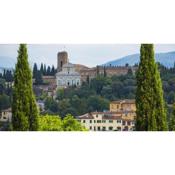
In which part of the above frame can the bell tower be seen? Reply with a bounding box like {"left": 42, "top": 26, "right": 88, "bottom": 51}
{"left": 57, "top": 51, "right": 68, "bottom": 72}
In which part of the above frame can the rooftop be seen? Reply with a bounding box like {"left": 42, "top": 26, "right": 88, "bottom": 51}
{"left": 110, "top": 99, "right": 135, "bottom": 104}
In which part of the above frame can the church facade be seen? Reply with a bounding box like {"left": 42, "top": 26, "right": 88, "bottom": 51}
{"left": 56, "top": 51, "right": 81, "bottom": 89}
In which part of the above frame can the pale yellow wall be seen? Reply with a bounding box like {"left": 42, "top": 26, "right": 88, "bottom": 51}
{"left": 110, "top": 102, "right": 136, "bottom": 112}
{"left": 79, "top": 115, "right": 135, "bottom": 131}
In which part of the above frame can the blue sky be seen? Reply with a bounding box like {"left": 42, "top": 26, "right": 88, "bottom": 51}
{"left": 0, "top": 44, "right": 175, "bottom": 67}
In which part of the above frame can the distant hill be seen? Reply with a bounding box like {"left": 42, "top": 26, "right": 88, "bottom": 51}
{"left": 103, "top": 51, "right": 175, "bottom": 68}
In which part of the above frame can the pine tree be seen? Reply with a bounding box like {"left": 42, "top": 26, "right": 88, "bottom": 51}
{"left": 43, "top": 64, "right": 47, "bottom": 76}
{"left": 136, "top": 44, "right": 167, "bottom": 131}
{"left": 40, "top": 63, "right": 44, "bottom": 75}
{"left": 51, "top": 65, "right": 55, "bottom": 76}
{"left": 33, "top": 63, "right": 38, "bottom": 79}
{"left": 35, "top": 70, "right": 43, "bottom": 85}
{"left": 12, "top": 44, "right": 39, "bottom": 131}
{"left": 47, "top": 66, "right": 51, "bottom": 75}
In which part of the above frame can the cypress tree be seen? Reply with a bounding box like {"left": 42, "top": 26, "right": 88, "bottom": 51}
{"left": 43, "top": 64, "right": 47, "bottom": 76}
{"left": 136, "top": 44, "right": 167, "bottom": 131}
{"left": 33, "top": 63, "right": 38, "bottom": 79}
{"left": 12, "top": 44, "right": 39, "bottom": 131}
{"left": 35, "top": 70, "right": 43, "bottom": 85}
{"left": 51, "top": 65, "right": 55, "bottom": 76}
{"left": 169, "top": 103, "right": 175, "bottom": 131}
{"left": 40, "top": 63, "right": 44, "bottom": 75}
{"left": 47, "top": 66, "right": 51, "bottom": 75}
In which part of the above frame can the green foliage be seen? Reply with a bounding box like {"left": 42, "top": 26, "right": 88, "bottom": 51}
{"left": 38, "top": 115, "right": 62, "bottom": 131}
{"left": 45, "top": 97, "right": 59, "bottom": 113}
{"left": 62, "top": 114, "right": 87, "bottom": 131}
{"left": 87, "top": 95, "right": 109, "bottom": 112}
{"left": 0, "top": 94, "right": 10, "bottom": 111}
{"left": 33, "top": 63, "right": 38, "bottom": 78}
{"left": 38, "top": 114, "right": 87, "bottom": 131}
{"left": 136, "top": 44, "right": 168, "bottom": 131}
{"left": 12, "top": 44, "right": 39, "bottom": 131}
{"left": 169, "top": 103, "right": 175, "bottom": 131}
{"left": 35, "top": 70, "right": 43, "bottom": 85}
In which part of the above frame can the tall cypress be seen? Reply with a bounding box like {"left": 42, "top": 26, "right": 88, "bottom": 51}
{"left": 43, "top": 64, "right": 47, "bottom": 76}
{"left": 40, "top": 63, "right": 44, "bottom": 75}
{"left": 136, "top": 44, "right": 167, "bottom": 131}
{"left": 33, "top": 63, "right": 38, "bottom": 79}
{"left": 12, "top": 44, "right": 39, "bottom": 131}
{"left": 169, "top": 103, "right": 175, "bottom": 131}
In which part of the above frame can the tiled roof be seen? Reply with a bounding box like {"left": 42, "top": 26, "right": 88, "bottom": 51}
{"left": 110, "top": 99, "right": 135, "bottom": 104}
{"left": 77, "top": 111, "right": 135, "bottom": 121}
{"left": 1, "top": 108, "right": 12, "bottom": 112}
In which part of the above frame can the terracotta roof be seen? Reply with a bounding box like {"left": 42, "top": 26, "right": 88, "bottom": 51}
{"left": 92, "top": 111, "right": 135, "bottom": 115}
{"left": 110, "top": 99, "right": 135, "bottom": 104}
{"left": 77, "top": 113, "right": 94, "bottom": 119}
{"left": 103, "top": 115, "right": 122, "bottom": 120}
{"left": 77, "top": 111, "right": 135, "bottom": 121}
{"left": 43, "top": 76, "right": 55, "bottom": 79}
{"left": 1, "top": 108, "right": 12, "bottom": 112}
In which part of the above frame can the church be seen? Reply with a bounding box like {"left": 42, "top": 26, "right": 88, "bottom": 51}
{"left": 56, "top": 51, "right": 81, "bottom": 89}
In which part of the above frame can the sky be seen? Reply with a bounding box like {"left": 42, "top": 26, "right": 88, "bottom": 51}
{"left": 1, "top": 44, "right": 175, "bottom": 67}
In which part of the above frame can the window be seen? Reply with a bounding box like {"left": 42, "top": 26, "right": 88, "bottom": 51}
{"left": 117, "top": 120, "right": 121, "bottom": 123}
{"left": 122, "top": 121, "right": 126, "bottom": 125}
{"left": 89, "top": 126, "right": 92, "bottom": 130}
{"left": 109, "top": 120, "right": 113, "bottom": 123}
{"left": 127, "top": 121, "right": 131, "bottom": 126}
{"left": 117, "top": 127, "right": 121, "bottom": 131}
{"left": 94, "top": 127, "right": 96, "bottom": 131}
{"left": 109, "top": 127, "right": 113, "bottom": 131}
{"left": 96, "top": 115, "right": 98, "bottom": 118}
{"left": 97, "top": 127, "right": 101, "bottom": 131}
{"left": 94, "top": 120, "right": 96, "bottom": 123}
{"left": 102, "top": 127, "right": 106, "bottom": 131}
{"left": 123, "top": 126, "right": 128, "bottom": 131}
{"left": 102, "top": 120, "right": 106, "bottom": 123}
{"left": 97, "top": 120, "right": 101, "bottom": 123}
{"left": 83, "top": 120, "right": 86, "bottom": 123}
{"left": 90, "top": 120, "right": 92, "bottom": 123}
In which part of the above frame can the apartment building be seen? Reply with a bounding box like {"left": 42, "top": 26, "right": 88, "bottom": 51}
{"left": 77, "top": 99, "right": 136, "bottom": 131}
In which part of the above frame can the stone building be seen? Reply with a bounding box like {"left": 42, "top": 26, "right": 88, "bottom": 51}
{"left": 0, "top": 108, "right": 12, "bottom": 122}
{"left": 79, "top": 65, "right": 137, "bottom": 83}
{"left": 110, "top": 99, "right": 136, "bottom": 112}
{"left": 77, "top": 99, "right": 136, "bottom": 131}
{"left": 56, "top": 51, "right": 137, "bottom": 85}
{"left": 57, "top": 51, "right": 68, "bottom": 72}
{"left": 56, "top": 61, "right": 81, "bottom": 89}
{"left": 77, "top": 111, "right": 135, "bottom": 131}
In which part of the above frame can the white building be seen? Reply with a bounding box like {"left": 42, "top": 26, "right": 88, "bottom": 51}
{"left": 77, "top": 112, "right": 135, "bottom": 131}
{"left": 56, "top": 63, "right": 81, "bottom": 89}
{"left": 0, "top": 108, "right": 12, "bottom": 122}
